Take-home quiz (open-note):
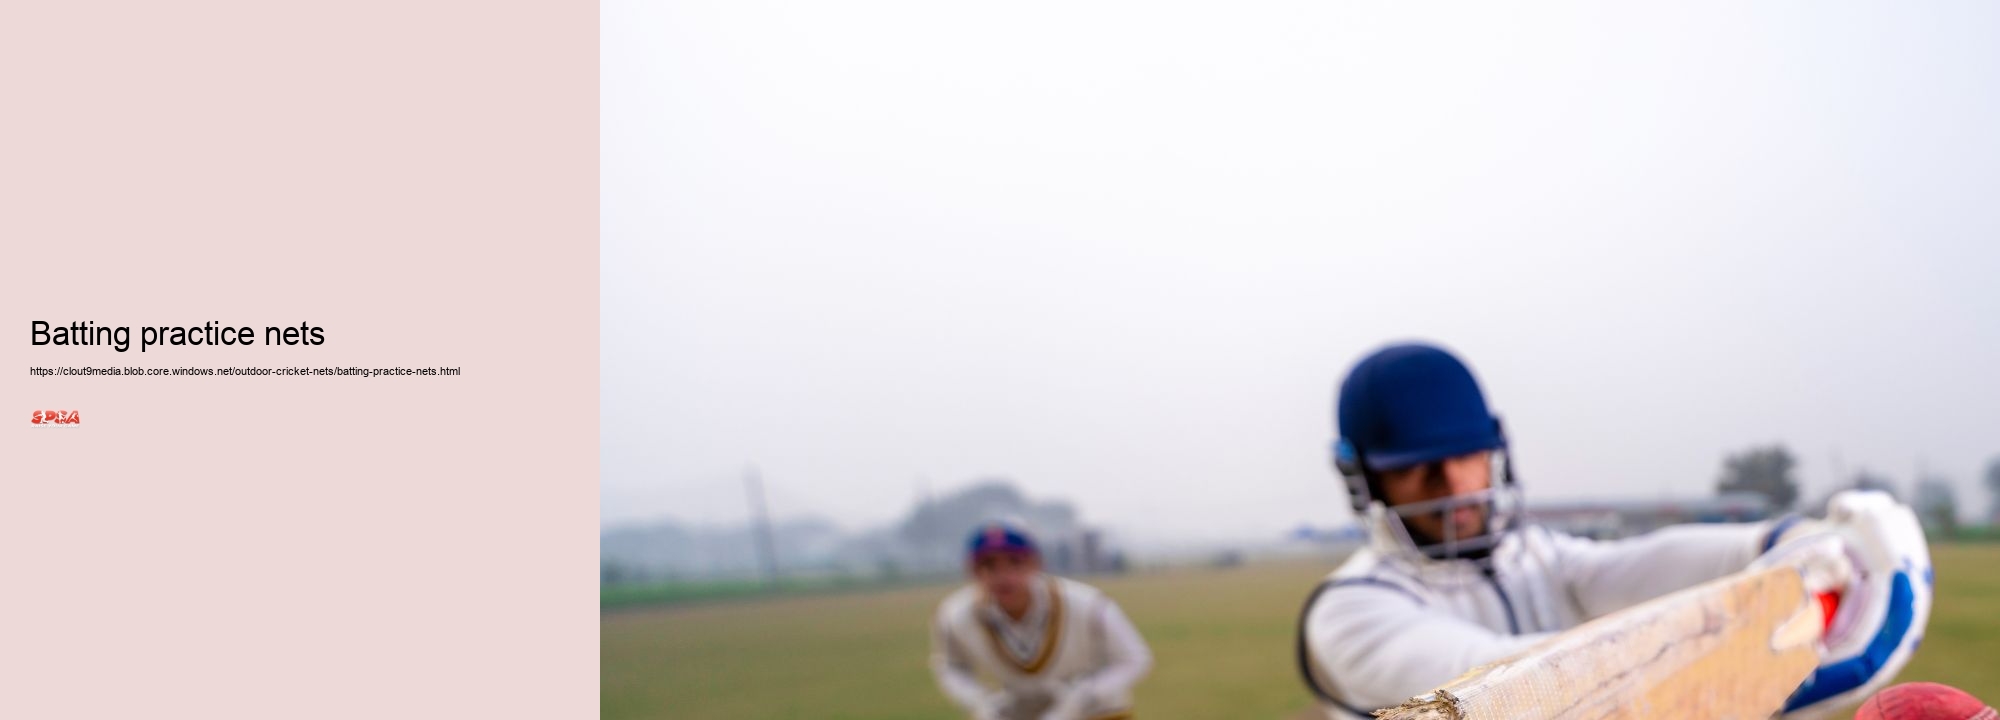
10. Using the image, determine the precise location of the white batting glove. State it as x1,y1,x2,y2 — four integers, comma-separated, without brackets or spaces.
1754,530,1854,601
1768,491,1933,719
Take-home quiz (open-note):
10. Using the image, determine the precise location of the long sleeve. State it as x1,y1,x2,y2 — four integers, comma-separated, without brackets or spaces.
1544,522,1771,619
1305,583,1553,712
931,612,991,714
1062,599,1152,711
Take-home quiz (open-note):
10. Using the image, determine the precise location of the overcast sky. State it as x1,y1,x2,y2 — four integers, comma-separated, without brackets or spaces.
602,1,2000,543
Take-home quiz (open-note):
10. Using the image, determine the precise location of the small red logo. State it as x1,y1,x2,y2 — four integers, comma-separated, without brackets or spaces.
31,410,80,425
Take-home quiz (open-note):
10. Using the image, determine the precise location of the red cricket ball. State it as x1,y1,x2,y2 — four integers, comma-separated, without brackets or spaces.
1854,683,1997,720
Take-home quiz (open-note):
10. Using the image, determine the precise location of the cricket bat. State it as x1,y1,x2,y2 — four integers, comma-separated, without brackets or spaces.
1374,566,1823,720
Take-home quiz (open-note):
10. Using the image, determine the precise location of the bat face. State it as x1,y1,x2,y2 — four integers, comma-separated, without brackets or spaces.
1376,566,1821,720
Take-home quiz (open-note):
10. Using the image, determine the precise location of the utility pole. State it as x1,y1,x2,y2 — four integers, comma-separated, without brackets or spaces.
745,465,780,586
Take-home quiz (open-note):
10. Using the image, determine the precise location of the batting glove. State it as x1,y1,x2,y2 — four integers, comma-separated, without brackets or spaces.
1766,490,1933,719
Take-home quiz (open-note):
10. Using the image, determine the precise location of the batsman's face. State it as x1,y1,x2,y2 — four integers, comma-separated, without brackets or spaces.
971,550,1040,611
1379,451,1492,542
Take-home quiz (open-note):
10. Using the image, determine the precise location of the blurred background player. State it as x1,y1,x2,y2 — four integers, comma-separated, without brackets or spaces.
1297,342,1932,719
931,521,1153,720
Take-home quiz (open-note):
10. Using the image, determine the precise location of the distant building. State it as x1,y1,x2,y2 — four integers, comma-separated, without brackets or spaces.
1284,494,1773,548
1527,492,1774,539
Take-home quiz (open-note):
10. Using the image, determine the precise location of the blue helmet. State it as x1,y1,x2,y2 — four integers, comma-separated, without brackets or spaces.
1334,342,1508,513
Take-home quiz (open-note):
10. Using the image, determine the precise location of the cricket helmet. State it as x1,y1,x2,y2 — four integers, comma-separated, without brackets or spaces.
1332,342,1520,563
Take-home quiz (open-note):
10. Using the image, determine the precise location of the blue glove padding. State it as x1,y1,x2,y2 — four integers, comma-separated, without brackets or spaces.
1782,570,1918,711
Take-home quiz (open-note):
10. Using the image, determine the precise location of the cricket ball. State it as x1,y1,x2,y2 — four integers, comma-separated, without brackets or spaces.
1854,683,1997,720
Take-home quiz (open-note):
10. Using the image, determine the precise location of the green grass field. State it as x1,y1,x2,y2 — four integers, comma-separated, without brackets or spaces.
600,574,948,610
603,544,2000,719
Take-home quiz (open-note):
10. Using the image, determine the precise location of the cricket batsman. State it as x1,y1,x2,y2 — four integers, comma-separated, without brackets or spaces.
1298,342,1932,718
931,521,1153,720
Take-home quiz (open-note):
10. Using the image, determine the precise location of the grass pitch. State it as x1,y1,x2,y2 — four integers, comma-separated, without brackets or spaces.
603,544,2000,719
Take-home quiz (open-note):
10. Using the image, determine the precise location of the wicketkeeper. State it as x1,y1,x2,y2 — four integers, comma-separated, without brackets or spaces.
932,521,1153,720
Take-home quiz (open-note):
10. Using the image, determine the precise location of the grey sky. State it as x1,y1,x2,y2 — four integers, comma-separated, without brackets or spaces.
603,1,2000,543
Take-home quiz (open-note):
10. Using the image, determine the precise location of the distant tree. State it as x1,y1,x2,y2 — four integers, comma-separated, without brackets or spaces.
1716,445,1800,512
1913,477,1958,538
1804,469,1905,517
899,480,1031,547
1987,457,2000,524
1849,469,1900,501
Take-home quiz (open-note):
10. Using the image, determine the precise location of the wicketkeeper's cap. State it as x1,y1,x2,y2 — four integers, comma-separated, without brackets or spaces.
966,521,1038,558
